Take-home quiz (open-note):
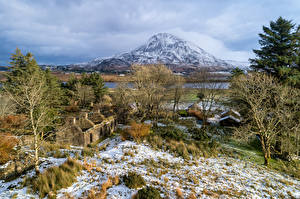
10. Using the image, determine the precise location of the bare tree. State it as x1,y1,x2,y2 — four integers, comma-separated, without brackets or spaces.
4,73,54,173
3,49,61,173
277,87,300,158
172,75,185,113
192,69,224,126
112,82,133,124
74,82,95,107
131,64,174,122
230,73,300,165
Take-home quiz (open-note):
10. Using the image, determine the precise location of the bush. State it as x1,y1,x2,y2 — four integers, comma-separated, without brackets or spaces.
81,147,96,157
123,172,146,189
177,110,188,117
0,115,27,129
30,158,82,198
135,186,162,199
168,140,190,160
122,122,151,141
154,125,186,141
188,127,209,141
146,135,164,150
187,109,204,120
52,150,69,158
0,133,18,164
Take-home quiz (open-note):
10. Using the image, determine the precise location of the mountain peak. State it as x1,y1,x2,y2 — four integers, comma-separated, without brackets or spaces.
148,33,181,43
72,33,249,72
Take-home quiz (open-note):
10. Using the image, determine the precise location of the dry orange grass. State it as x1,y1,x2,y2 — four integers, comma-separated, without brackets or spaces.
101,178,112,192
121,121,151,141
0,133,18,164
187,109,204,120
0,115,27,129
110,176,119,185
176,188,184,199
187,193,197,199
86,176,119,199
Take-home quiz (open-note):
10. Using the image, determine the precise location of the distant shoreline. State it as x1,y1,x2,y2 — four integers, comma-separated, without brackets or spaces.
0,71,231,83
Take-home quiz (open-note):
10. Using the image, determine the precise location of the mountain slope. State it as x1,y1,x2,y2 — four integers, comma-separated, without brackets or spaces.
66,33,249,72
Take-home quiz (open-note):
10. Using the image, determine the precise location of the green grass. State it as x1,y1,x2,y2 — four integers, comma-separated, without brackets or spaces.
222,139,300,179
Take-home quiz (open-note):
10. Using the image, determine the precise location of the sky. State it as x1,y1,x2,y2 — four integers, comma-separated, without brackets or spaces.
0,0,299,65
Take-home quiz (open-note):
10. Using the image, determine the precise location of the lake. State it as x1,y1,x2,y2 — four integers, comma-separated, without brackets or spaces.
104,82,229,89
0,82,230,89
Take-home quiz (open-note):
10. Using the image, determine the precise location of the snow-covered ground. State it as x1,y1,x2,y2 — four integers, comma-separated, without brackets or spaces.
0,137,299,199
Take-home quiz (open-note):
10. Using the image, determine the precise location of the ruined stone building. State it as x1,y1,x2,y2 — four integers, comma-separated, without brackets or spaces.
56,111,116,147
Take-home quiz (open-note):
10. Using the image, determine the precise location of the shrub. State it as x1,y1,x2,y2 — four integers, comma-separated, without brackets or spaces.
154,125,186,141
177,110,188,117
122,122,151,141
123,172,146,189
0,115,27,129
135,186,162,199
168,140,190,160
0,133,18,164
81,147,96,157
146,135,164,150
189,127,209,141
31,158,82,198
187,109,204,120
52,150,69,158
86,176,119,199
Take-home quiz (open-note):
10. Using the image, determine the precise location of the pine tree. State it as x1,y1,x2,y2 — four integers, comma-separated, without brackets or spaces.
250,17,299,82
81,72,107,103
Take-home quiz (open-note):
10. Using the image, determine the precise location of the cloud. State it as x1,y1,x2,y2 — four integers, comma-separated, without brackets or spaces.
0,0,299,65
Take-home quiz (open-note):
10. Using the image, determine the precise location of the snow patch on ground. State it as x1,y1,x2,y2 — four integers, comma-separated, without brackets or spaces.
1,137,299,199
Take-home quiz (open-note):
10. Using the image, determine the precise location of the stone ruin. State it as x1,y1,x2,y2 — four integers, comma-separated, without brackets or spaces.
56,111,116,147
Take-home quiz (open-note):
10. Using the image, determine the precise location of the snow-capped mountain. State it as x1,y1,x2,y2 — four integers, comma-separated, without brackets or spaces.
67,33,249,72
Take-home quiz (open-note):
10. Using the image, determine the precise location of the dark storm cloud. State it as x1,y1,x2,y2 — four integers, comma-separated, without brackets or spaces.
0,0,299,65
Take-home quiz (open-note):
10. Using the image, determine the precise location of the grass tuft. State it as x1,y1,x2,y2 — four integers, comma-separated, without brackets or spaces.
30,158,82,198
123,172,146,189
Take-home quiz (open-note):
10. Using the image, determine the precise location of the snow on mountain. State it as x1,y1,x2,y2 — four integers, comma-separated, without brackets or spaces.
75,33,248,72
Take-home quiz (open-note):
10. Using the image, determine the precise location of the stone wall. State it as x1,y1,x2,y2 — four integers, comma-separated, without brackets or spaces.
56,116,116,147
0,153,34,180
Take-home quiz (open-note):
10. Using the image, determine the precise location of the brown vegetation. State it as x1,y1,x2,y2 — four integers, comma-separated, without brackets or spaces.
0,133,18,164
121,121,151,141
187,109,204,120
175,188,184,199
30,158,82,198
86,176,119,199
0,115,27,129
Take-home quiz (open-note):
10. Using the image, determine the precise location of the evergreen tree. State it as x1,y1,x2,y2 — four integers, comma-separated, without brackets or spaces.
250,17,299,83
230,67,245,78
80,72,107,103
44,69,64,129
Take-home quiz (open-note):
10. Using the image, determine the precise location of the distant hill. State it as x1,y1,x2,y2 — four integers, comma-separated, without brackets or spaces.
0,66,9,71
